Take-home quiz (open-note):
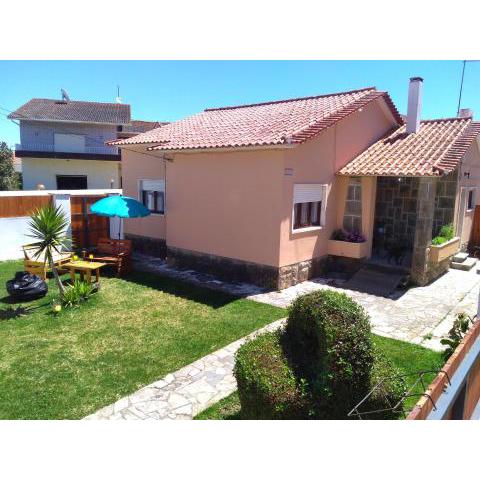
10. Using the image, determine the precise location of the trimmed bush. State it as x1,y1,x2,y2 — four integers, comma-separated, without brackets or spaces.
235,290,406,419
286,290,374,418
234,331,309,419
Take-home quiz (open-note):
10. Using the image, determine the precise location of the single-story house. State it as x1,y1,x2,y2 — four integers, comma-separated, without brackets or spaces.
112,78,480,289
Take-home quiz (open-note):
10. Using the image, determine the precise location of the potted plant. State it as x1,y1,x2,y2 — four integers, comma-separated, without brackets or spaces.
429,224,460,263
327,229,369,259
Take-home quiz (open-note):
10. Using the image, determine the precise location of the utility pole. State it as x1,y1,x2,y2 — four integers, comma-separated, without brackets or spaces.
456,60,466,116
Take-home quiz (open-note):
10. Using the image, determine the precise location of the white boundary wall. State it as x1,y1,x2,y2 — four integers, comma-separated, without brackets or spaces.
0,189,122,261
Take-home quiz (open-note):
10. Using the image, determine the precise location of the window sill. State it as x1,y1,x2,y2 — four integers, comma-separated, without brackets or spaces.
292,225,323,234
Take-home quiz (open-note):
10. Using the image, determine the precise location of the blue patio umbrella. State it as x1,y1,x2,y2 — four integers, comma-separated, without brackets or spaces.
90,195,150,239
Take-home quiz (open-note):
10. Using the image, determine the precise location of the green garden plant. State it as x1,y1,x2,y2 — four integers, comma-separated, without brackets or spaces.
431,223,454,246
440,312,473,361
27,204,70,297
61,280,95,308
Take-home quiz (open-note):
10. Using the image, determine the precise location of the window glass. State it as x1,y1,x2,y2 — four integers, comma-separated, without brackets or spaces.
140,180,165,214
467,190,474,210
343,177,362,233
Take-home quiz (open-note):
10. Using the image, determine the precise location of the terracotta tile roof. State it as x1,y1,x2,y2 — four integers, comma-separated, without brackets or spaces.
8,98,131,125
111,87,403,150
122,120,169,134
338,118,480,176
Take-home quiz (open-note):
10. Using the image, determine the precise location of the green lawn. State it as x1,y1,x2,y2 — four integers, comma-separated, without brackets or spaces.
0,260,286,419
196,334,444,420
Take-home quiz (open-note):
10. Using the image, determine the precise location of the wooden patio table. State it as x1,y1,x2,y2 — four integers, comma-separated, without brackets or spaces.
64,260,107,285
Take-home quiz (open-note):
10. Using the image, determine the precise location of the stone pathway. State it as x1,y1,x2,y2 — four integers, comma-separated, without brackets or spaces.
248,267,480,350
133,253,265,297
85,318,285,420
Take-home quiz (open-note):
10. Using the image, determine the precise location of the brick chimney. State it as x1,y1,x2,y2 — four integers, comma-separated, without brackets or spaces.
458,108,474,119
406,77,423,134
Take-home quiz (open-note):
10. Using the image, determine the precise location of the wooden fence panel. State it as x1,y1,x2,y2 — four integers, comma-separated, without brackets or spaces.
70,196,109,250
0,195,51,218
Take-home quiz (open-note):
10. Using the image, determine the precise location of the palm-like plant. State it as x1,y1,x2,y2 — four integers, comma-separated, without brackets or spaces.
27,204,70,297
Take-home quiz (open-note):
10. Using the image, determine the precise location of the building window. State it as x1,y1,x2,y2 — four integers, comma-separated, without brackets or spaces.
56,175,87,190
294,201,322,229
343,177,362,232
292,184,327,231
140,179,165,214
467,189,475,211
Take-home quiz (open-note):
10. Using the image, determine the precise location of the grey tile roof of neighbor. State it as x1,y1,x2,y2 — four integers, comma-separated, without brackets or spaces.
8,98,131,125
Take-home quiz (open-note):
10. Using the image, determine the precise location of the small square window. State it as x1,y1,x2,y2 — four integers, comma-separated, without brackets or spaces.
293,201,322,230
467,190,475,211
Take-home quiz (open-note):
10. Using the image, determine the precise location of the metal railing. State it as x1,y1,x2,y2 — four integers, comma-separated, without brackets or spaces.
15,143,118,155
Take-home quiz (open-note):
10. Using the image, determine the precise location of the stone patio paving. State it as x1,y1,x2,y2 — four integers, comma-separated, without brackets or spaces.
248,266,480,350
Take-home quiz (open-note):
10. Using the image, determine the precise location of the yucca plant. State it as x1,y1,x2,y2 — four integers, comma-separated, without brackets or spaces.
27,204,70,297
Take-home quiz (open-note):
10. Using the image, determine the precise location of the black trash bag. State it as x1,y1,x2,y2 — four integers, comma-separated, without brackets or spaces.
6,271,48,301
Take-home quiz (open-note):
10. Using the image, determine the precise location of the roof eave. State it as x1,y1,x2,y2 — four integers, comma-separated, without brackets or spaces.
11,117,130,126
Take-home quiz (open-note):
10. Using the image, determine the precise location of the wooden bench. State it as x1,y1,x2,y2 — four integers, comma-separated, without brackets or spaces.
82,238,132,276
22,244,72,280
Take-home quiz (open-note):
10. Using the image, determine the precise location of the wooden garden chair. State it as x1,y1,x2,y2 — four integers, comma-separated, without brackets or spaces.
22,244,72,280
82,238,132,276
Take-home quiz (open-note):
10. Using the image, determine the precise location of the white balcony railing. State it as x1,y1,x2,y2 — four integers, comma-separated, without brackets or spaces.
15,143,119,156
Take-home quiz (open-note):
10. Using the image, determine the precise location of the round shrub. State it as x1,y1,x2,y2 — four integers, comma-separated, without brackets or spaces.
286,290,374,418
235,290,406,419
234,330,310,419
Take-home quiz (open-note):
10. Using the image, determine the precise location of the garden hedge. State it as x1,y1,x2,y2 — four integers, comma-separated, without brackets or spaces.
234,331,309,419
234,290,406,419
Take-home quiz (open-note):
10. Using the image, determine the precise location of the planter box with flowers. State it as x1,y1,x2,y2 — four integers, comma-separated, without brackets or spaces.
327,230,369,259
428,224,460,264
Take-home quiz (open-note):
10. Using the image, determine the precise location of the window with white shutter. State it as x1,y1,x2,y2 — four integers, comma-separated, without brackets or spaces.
140,179,165,214
292,184,327,231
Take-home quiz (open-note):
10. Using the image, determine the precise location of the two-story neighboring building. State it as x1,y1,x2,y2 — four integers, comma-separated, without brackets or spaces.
8,94,163,190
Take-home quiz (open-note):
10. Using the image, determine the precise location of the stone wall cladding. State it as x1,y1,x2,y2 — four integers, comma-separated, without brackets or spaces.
167,246,327,290
433,170,458,235
374,176,419,247
126,234,166,259
167,247,279,289
277,256,328,290
411,177,439,286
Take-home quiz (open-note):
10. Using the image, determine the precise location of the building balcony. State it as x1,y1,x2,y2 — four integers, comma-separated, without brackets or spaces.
15,143,121,161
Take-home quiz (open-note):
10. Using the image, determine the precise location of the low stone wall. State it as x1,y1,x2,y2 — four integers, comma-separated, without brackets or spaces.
126,234,166,259
167,246,327,290
278,256,327,290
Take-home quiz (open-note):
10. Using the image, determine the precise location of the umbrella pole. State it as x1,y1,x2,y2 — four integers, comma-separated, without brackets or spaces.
118,217,122,240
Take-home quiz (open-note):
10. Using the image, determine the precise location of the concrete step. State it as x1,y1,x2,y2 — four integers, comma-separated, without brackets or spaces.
452,252,469,263
451,257,476,271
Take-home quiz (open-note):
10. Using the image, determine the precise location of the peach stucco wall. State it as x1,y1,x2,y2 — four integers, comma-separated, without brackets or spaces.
457,140,480,246
121,145,166,240
166,149,285,266
278,100,392,267
120,97,396,268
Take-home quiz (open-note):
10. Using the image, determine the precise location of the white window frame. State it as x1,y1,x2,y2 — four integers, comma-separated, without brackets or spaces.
138,179,166,216
291,183,328,234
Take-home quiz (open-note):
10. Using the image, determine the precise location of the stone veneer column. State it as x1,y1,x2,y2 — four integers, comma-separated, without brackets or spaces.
411,177,438,285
